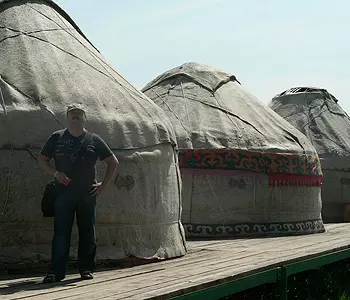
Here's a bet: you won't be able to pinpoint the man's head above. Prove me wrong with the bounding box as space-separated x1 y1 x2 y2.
66 103 86 128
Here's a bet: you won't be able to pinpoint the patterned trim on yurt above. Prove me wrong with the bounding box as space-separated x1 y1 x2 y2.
178 149 322 187
184 220 325 237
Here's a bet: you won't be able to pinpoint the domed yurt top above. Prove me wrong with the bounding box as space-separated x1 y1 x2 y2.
273 86 339 103
269 86 350 161
143 63 318 154
0 0 176 150
143 62 323 186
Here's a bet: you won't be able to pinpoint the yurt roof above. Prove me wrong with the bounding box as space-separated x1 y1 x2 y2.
0 0 94 48
269 86 350 159
143 62 241 93
0 0 176 150
142 62 318 157
273 86 339 103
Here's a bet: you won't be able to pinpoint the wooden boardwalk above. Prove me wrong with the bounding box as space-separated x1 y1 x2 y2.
1 223 350 300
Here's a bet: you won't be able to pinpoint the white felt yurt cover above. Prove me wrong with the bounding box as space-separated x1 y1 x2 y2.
143 63 325 237
0 0 186 265
269 87 350 222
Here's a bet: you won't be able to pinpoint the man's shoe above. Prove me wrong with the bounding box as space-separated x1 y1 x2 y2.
80 271 94 280
42 273 65 284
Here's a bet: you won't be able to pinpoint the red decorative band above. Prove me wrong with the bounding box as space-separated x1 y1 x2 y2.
268 174 323 187
178 149 322 177
180 168 266 178
178 149 323 187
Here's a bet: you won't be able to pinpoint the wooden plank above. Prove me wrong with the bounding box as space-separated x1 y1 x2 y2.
0 249 263 300
61 234 350 300
117 247 350 299
12 237 350 300
1 224 350 300
103 241 350 299
19 253 278 300
0 247 245 299
0 245 344 298
0 247 216 289
0 238 272 291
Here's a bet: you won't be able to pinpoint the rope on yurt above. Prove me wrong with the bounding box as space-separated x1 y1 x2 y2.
180 82 193 133
0 75 7 116
1 144 13 216
0 78 12 217
151 88 191 137
210 93 264 137
173 150 187 251
38 102 64 128
26 1 169 141
31 3 149 105
205 175 226 219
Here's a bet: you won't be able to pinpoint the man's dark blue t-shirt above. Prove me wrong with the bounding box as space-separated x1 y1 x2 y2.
40 129 113 191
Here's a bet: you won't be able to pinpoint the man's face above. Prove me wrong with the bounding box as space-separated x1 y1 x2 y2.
67 109 86 126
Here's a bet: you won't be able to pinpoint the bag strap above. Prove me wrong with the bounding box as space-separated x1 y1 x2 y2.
59 131 92 179
71 131 92 170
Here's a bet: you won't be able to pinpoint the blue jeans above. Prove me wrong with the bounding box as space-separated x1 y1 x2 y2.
50 188 96 278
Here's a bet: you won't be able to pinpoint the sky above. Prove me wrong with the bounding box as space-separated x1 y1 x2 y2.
56 0 350 112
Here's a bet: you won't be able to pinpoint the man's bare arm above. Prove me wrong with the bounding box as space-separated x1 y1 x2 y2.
38 154 56 176
102 154 119 187
38 154 70 185
90 154 119 196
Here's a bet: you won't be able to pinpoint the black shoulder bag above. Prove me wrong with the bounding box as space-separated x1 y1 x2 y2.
41 132 92 217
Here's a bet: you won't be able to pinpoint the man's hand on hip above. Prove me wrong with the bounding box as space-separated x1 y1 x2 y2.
90 182 104 196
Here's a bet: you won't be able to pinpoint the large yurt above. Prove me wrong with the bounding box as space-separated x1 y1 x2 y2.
142 62 325 237
269 87 350 222
0 0 186 266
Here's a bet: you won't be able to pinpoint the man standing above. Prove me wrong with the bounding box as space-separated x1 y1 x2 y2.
38 104 118 283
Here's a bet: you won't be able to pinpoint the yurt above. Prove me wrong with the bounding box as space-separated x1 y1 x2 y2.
269 87 350 223
0 0 186 266
142 63 325 237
